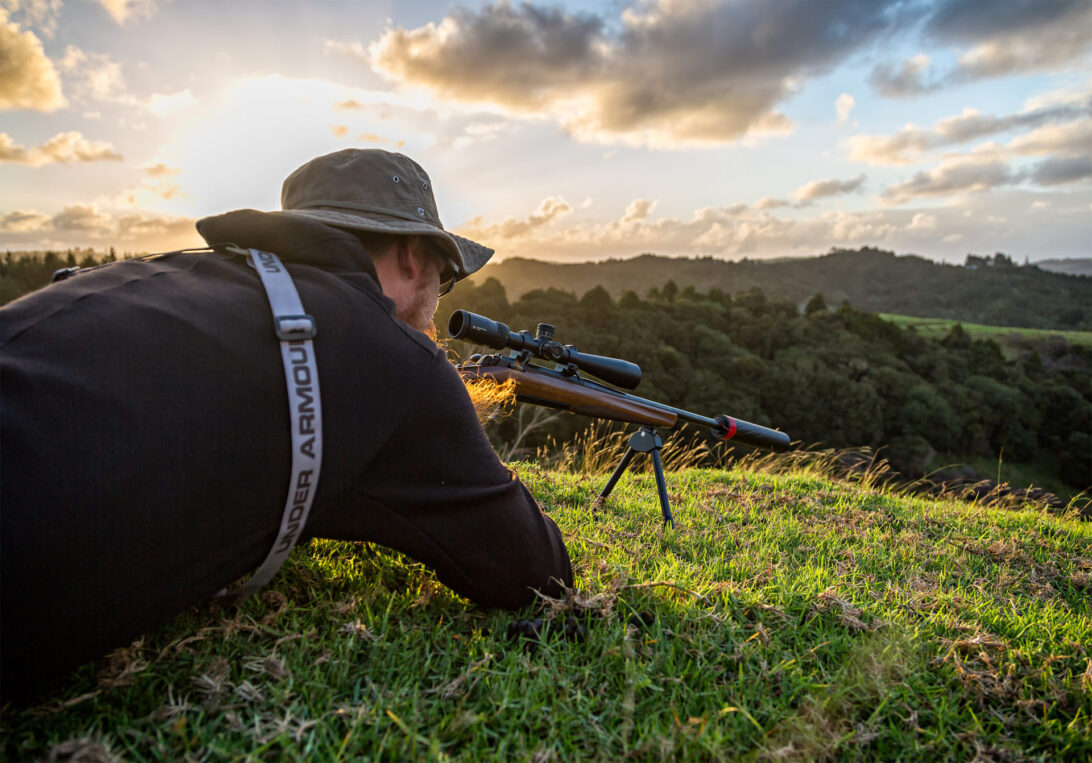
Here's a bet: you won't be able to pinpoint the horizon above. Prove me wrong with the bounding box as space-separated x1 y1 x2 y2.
2 0 1090 264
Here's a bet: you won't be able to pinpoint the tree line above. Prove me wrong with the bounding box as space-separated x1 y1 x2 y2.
1 249 119 306
476 247 1092 331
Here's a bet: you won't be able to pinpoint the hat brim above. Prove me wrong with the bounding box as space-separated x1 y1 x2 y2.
279 207 493 280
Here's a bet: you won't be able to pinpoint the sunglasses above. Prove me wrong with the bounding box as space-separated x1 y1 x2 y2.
429 243 460 297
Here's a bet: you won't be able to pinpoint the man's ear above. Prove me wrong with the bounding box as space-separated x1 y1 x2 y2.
394 236 423 281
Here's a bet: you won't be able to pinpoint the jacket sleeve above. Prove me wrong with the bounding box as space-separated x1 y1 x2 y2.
305 350 573 609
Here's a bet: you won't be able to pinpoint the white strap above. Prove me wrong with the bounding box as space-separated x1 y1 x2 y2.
223 249 323 601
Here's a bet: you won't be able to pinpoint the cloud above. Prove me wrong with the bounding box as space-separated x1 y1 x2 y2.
366 0 901 147
835 93 855 123
1029 155 1092 186
907 212 937 230
96 0 158 25
754 197 790 210
356 132 405 148
331 124 349 137
0 9 65 110
0 202 198 249
59 44 125 101
462 195 573 239
848 95 1092 164
927 0 1092 80
3 0 63 39
0 209 51 233
881 157 1016 203
450 187 1092 263
455 198 885 259
333 98 364 110
143 89 196 115
869 54 935 98
1007 119 1092 157
52 203 114 232
622 199 655 223
0 132 28 161
58 45 196 113
793 174 866 202
0 131 123 166
139 160 180 177
872 0 1092 96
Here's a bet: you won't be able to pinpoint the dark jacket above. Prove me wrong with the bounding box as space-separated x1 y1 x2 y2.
0 210 571 699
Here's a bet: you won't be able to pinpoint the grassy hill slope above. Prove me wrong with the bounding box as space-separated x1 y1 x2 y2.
474 249 1092 331
4 466 1088 760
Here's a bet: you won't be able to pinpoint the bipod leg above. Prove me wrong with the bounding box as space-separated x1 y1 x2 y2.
615 427 673 527
593 447 637 515
649 446 675 527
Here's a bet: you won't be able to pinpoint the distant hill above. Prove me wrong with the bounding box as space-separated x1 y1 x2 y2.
471 248 1092 331
1036 258 1092 277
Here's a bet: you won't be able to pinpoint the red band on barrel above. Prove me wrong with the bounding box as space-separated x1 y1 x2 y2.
720 417 737 440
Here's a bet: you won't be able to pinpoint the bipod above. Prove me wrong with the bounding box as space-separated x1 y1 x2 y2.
594 426 674 527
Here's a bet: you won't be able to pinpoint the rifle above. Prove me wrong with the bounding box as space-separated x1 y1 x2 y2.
448 310 791 526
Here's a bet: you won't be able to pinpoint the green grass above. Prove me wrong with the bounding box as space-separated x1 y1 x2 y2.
3 465 1090 761
878 313 1092 350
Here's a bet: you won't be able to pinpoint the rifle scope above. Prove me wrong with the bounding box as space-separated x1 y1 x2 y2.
448 310 642 390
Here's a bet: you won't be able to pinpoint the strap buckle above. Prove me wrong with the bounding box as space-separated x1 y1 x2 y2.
275 314 317 341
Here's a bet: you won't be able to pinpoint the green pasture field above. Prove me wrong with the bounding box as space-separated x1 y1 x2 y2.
879 313 1092 349
3 465 1089 761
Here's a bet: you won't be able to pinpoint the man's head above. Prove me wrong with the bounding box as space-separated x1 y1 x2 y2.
352 230 453 336
278 149 492 329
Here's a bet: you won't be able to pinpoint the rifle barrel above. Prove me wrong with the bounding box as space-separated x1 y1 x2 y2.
599 387 791 451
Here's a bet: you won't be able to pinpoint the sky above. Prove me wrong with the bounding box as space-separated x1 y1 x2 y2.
2 0 1090 264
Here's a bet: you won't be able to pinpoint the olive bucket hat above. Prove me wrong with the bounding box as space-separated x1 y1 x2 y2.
279 149 494 282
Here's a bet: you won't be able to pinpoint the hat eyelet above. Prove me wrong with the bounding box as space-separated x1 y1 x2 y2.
392 175 400 183
422 182 429 190
417 206 425 217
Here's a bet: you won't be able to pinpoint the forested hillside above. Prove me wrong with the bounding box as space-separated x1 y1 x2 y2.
439 279 1092 497
474 248 1092 331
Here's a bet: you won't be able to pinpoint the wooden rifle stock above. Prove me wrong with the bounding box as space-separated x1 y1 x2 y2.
459 364 677 429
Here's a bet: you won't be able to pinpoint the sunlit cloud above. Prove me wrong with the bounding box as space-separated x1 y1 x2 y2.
881 157 1016 203
356 132 405 148
461 196 573 240
848 92 1092 165
143 89 196 115
0 9 65 110
1007 120 1092 157
793 174 866 202
96 0 159 26
138 160 180 177
457 188 1092 263
0 130 122 166
754 197 790 211
0 208 51 233
366 0 903 147
0 201 197 250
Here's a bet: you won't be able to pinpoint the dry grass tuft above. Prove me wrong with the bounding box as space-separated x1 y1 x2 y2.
462 376 517 423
